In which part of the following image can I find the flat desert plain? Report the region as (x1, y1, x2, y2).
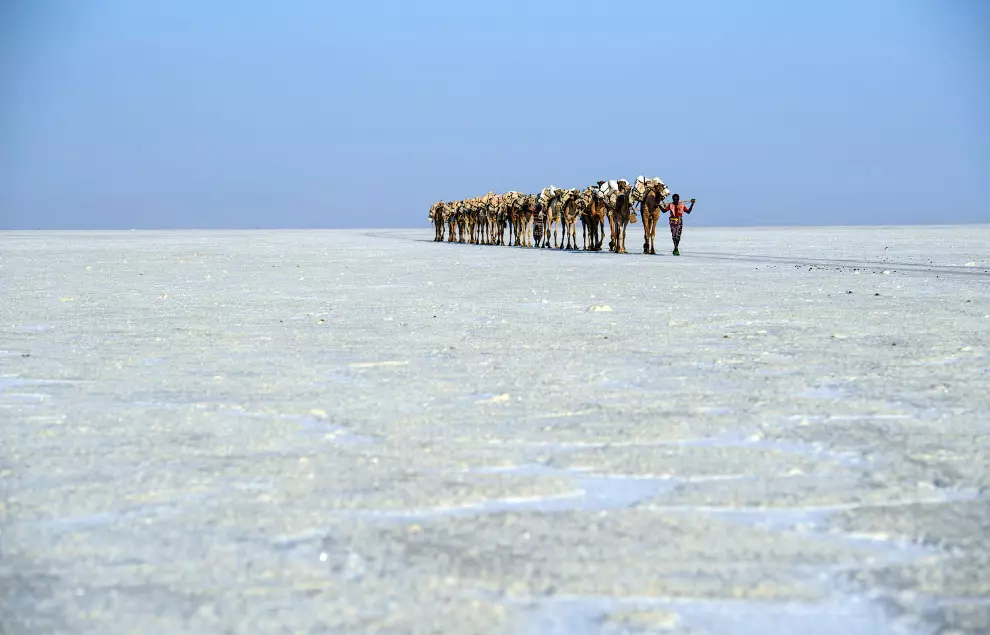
(1, 226, 989, 635)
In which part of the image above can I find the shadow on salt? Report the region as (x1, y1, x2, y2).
(0, 376, 89, 405)
(0, 376, 88, 390)
(287, 415, 377, 446)
(35, 494, 211, 533)
(643, 488, 979, 567)
(511, 592, 902, 635)
(800, 384, 852, 399)
(14, 324, 54, 333)
(339, 465, 742, 521)
(501, 430, 864, 468)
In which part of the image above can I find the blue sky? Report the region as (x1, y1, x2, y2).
(2, 0, 987, 229)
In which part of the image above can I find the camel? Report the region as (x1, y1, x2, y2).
(458, 200, 471, 243)
(516, 192, 533, 246)
(478, 193, 491, 245)
(445, 201, 458, 242)
(466, 197, 483, 244)
(633, 177, 670, 254)
(495, 194, 506, 245)
(501, 191, 525, 247)
(498, 194, 511, 246)
(429, 201, 446, 242)
(477, 192, 501, 245)
(538, 186, 566, 248)
(605, 180, 633, 254)
(581, 186, 607, 251)
(557, 189, 583, 250)
(494, 194, 507, 246)
(521, 195, 539, 247)
(588, 180, 625, 252)
(487, 192, 504, 245)
(494, 192, 518, 246)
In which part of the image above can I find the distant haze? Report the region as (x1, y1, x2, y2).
(2, 0, 988, 230)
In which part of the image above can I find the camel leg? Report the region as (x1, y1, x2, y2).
(650, 215, 657, 254)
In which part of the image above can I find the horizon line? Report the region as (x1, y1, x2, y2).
(3, 221, 989, 232)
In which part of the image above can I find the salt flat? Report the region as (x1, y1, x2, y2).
(1, 226, 988, 635)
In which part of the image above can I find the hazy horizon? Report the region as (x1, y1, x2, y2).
(2, 1, 988, 230)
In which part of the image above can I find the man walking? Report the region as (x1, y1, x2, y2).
(661, 194, 696, 255)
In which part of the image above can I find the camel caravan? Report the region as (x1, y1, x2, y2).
(428, 176, 695, 255)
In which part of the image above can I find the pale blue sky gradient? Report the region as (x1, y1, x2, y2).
(2, 0, 988, 229)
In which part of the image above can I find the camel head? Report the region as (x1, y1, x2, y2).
(572, 189, 588, 212)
